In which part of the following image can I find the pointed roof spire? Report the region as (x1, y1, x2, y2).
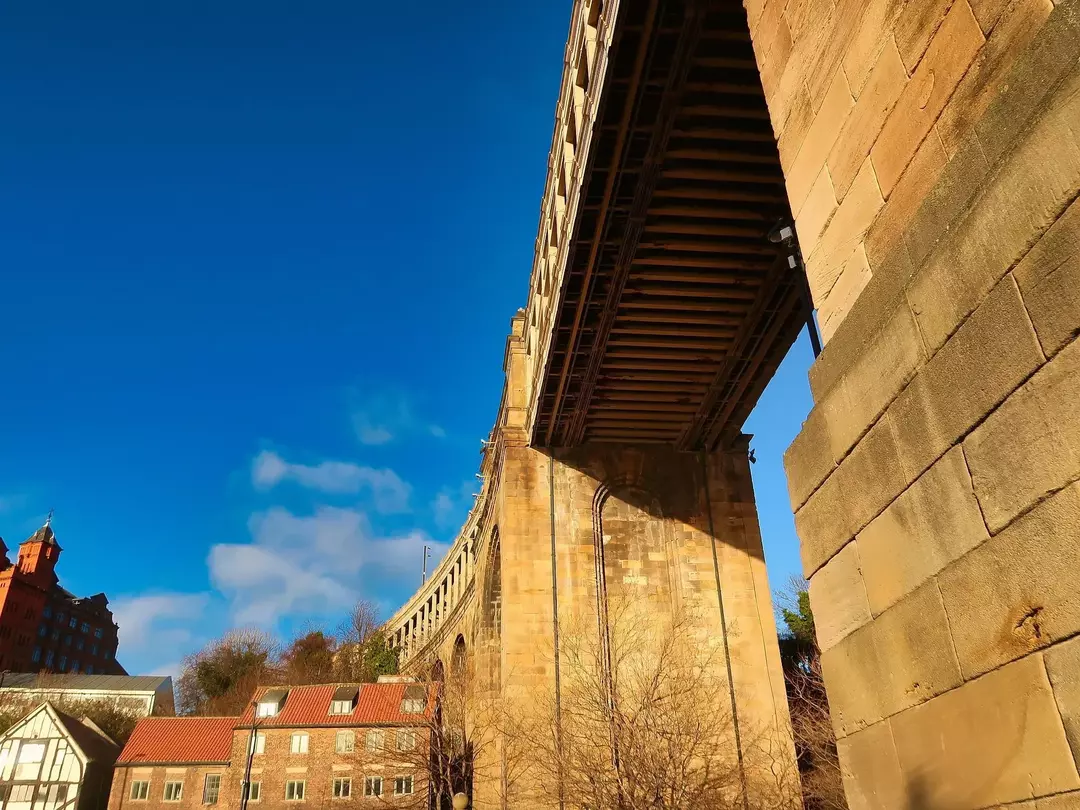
(25, 510, 58, 547)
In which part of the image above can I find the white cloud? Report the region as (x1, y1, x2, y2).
(110, 592, 211, 664)
(351, 392, 445, 445)
(209, 506, 446, 626)
(432, 481, 476, 530)
(251, 451, 410, 513)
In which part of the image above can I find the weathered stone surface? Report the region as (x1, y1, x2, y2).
(796, 412, 908, 577)
(937, 0, 1055, 158)
(964, 338, 1080, 532)
(776, 83, 815, 175)
(821, 579, 962, 738)
(970, 0, 1019, 32)
(808, 540, 872, 651)
(894, 0, 955, 71)
(819, 159, 884, 274)
(1038, 792, 1080, 810)
(1023, 261, 1080, 360)
(828, 39, 908, 199)
(910, 56, 1080, 354)
(821, 300, 925, 461)
(1015, 195, 1080, 357)
(937, 482, 1080, 678)
(783, 406, 836, 512)
(796, 167, 839, 259)
(834, 719, 906, 810)
(820, 243, 872, 342)
(843, 0, 909, 97)
(1045, 634, 1080, 772)
(975, 0, 1080, 167)
(891, 274, 1045, 481)
(864, 127, 949, 268)
(890, 654, 1080, 807)
(787, 71, 854, 216)
(904, 128, 991, 267)
(872, 0, 985, 196)
(857, 446, 988, 616)
(804, 0, 874, 112)
(809, 240, 917, 398)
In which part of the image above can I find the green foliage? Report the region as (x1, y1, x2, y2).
(177, 629, 277, 715)
(781, 588, 816, 647)
(361, 631, 399, 680)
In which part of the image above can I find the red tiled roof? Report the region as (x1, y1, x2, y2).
(237, 683, 431, 728)
(118, 717, 236, 765)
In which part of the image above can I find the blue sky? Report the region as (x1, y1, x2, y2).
(0, 0, 813, 676)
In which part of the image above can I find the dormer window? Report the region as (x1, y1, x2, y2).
(400, 684, 426, 714)
(257, 689, 288, 717)
(329, 686, 358, 716)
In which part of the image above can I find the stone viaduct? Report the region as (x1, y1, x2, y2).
(387, 0, 1080, 806)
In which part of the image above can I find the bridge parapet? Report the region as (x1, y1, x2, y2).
(385, 492, 483, 668)
(520, 0, 613, 438)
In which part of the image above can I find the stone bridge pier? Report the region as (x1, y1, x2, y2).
(387, 0, 1080, 806)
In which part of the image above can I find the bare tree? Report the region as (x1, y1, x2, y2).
(776, 578, 846, 810)
(335, 600, 399, 683)
(176, 628, 279, 715)
(520, 599, 789, 810)
(362, 655, 527, 810)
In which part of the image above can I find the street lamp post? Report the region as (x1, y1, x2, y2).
(239, 702, 260, 810)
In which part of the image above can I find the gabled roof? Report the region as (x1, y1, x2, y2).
(52, 706, 121, 764)
(118, 717, 236, 765)
(238, 683, 432, 728)
(4, 703, 120, 765)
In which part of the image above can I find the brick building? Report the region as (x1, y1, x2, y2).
(109, 682, 430, 810)
(0, 519, 123, 676)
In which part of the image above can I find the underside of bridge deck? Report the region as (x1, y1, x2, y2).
(532, 0, 806, 451)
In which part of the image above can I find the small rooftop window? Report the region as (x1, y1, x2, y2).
(256, 689, 289, 717)
(400, 684, 426, 714)
(329, 686, 358, 716)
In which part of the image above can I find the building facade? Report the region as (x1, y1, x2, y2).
(109, 683, 429, 810)
(0, 676, 175, 720)
(0, 702, 121, 810)
(0, 521, 122, 676)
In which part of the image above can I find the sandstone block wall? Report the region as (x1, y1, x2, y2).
(490, 440, 798, 808)
(468, 329, 798, 808)
(751, 0, 1080, 805)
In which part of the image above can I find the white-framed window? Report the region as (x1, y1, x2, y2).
(285, 780, 306, 801)
(363, 777, 382, 798)
(401, 697, 425, 713)
(332, 778, 351, 799)
(249, 732, 266, 755)
(256, 702, 278, 718)
(17, 743, 45, 764)
(246, 782, 262, 803)
(364, 729, 384, 752)
(163, 781, 184, 802)
(290, 733, 309, 754)
(202, 774, 222, 805)
(394, 776, 414, 796)
(396, 729, 417, 752)
(130, 781, 150, 801)
(14, 742, 45, 781)
(335, 730, 354, 754)
(329, 699, 353, 715)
